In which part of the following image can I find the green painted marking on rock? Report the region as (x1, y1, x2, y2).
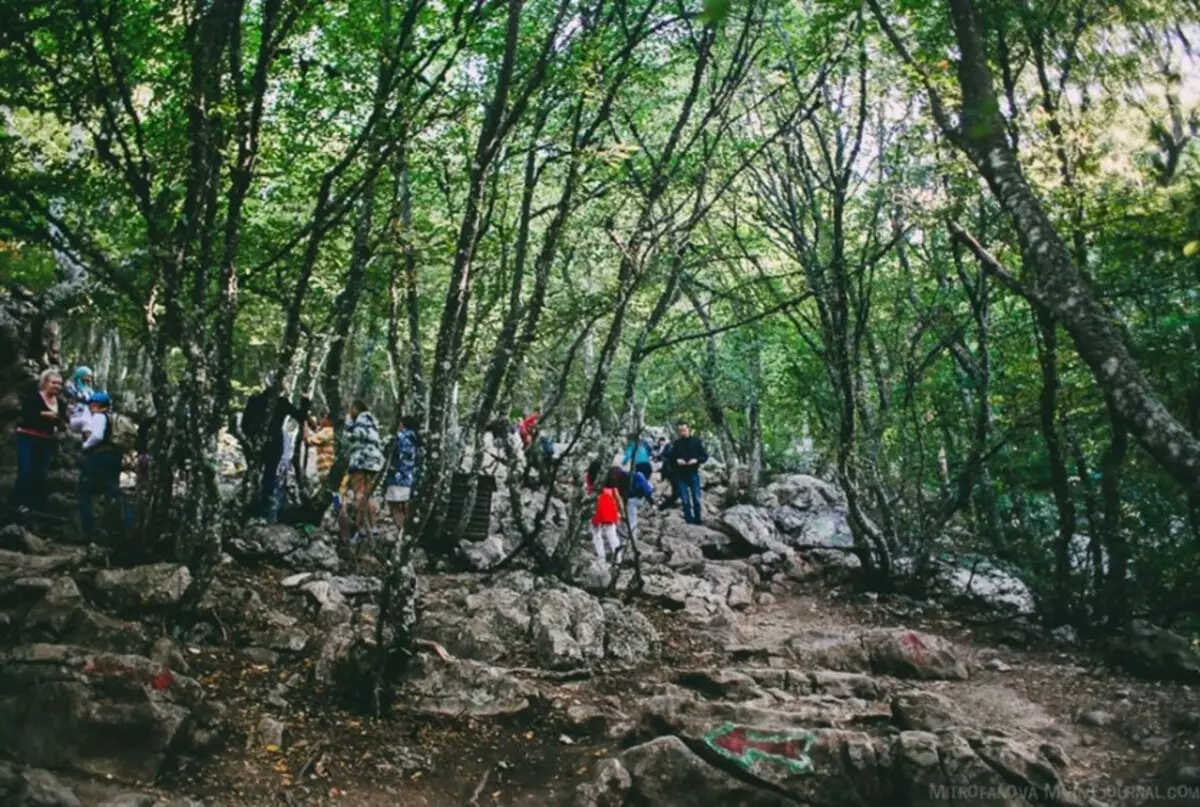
(703, 722, 817, 774)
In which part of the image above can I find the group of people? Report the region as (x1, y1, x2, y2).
(9, 362, 710, 569)
(10, 366, 142, 538)
(585, 421, 710, 566)
(239, 378, 421, 545)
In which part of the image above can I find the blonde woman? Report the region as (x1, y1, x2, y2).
(11, 369, 67, 513)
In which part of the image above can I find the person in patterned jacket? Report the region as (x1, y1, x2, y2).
(385, 415, 420, 536)
(343, 400, 385, 542)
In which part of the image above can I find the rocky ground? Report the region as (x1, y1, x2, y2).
(2, 472, 1200, 807)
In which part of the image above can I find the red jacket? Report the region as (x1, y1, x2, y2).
(518, 413, 539, 447)
(591, 487, 620, 526)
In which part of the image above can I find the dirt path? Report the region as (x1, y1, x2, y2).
(73, 562, 1185, 807)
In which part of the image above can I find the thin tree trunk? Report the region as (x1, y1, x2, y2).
(1036, 307, 1076, 626)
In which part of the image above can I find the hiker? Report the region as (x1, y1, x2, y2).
(64, 366, 95, 423)
(585, 457, 605, 496)
(77, 392, 124, 538)
(11, 369, 68, 514)
(305, 414, 336, 482)
(657, 438, 680, 511)
(343, 399, 385, 541)
(242, 375, 312, 523)
(624, 466, 654, 541)
(671, 422, 708, 524)
(652, 436, 667, 462)
(385, 415, 420, 536)
(590, 469, 622, 564)
(535, 432, 556, 487)
(622, 433, 654, 478)
(517, 410, 539, 448)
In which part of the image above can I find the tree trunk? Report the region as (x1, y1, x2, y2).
(1035, 307, 1076, 627)
(944, 0, 1200, 495)
(1101, 405, 1130, 633)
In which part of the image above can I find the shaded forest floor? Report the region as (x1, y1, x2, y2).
(56, 556, 1194, 807)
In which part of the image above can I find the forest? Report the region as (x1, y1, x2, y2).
(1, 0, 1200, 803)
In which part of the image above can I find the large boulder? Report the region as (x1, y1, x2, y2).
(227, 524, 339, 571)
(419, 585, 532, 664)
(531, 587, 606, 668)
(620, 736, 798, 807)
(719, 506, 789, 554)
(932, 556, 1035, 615)
(861, 629, 969, 681)
(403, 655, 537, 718)
(761, 474, 844, 511)
(620, 693, 1073, 807)
(1111, 621, 1200, 683)
(601, 601, 660, 662)
(782, 629, 968, 681)
(890, 690, 967, 731)
(21, 577, 149, 654)
(0, 762, 82, 807)
(0, 644, 220, 782)
(92, 564, 193, 612)
(0, 548, 86, 584)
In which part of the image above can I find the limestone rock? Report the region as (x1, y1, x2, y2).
(572, 556, 613, 595)
(575, 757, 632, 807)
(404, 655, 536, 718)
(0, 763, 82, 807)
(862, 629, 969, 681)
(0, 644, 213, 782)
(621, 735, 797, 807)
(1112, 621, 1200, 683)
(459, 536, 506, 571)
(227, 524, 339, 571)
(602, 601, 660, 662)
(420, 585, 531, 664)
(92, 564, 193, 612)
(891, 690, 966, 731)
(531, 587, 605, 668)
(719, 505, 789, 553)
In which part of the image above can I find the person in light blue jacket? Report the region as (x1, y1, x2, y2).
(622, 435, 654, 478)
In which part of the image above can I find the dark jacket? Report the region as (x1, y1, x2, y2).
(659, 442, 674, 481)
(243, 392, 304, 457)
(17, 389, 67, 437)
(670, 435, 708, 477)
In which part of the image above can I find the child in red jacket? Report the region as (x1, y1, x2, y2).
(591, 478, 622, 564)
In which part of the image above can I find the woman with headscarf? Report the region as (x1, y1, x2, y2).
(64, 366, 95, 426)
(11, 369, 68, 513)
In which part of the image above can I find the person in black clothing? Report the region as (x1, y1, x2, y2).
(670, 421, 708, 525)
(657, 438, 680, 510)
(11, 369, 68, 513)
(242, 376, 312, 522)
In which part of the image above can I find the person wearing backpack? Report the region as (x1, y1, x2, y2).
(624, 467, 654, 541)
(622, 434, 654, 478)
(77, 392, 124, 538)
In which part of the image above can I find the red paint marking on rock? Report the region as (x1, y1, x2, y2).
(901, 632, 927, 666)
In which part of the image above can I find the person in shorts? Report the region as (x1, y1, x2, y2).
(343, 399, 385, 541)
(385, 415, 420, 536)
